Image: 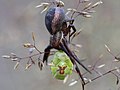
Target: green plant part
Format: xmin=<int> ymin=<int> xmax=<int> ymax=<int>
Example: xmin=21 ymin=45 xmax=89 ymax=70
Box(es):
xmin=50 ymin=50 xmax=73 ymax=80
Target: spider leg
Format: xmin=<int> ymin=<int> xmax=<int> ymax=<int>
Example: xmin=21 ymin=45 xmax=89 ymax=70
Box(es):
xmin=40 ymin=45 xmax=52 ymax=70
xmin=59 ymin=40 xmax=85 ymax=89
xmin=69 ymin=24 xmax=76 ymax=38
xmin=74 ymin=62 xmax=85 ymax=90
xmin=64 ymin=19 xmax=76 ymax=42
xmin=60 ymin=37 xmax=91 ymax=74
xmin=68 ymin=20 xmax=77 ymax=42
xmin=42 ymin=45 xmax=53 ymax=67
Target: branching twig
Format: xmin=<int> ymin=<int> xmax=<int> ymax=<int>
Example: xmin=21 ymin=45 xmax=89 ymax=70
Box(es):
xmin=85 ymin=67 xmax=120 ymax=85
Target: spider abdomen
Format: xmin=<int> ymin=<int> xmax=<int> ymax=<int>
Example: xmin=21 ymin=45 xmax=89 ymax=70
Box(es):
xmin=45 ymin=7 xmax=65 ymax=35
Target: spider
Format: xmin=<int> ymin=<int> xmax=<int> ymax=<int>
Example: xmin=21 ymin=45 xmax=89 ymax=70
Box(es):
xmin=40 ymin=1 xmax=91 ymax=89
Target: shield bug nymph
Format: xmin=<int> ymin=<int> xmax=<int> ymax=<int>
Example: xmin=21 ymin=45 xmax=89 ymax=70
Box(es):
xmin=50 ymin=50 xmax=73 ymax=80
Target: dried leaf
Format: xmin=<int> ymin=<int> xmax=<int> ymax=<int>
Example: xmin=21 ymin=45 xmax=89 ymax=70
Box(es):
xmin=35 ymin=4 xmax=43 ymax=8
xmin=32 ymin=32 xmax=35 ymax=41
xmin=116 ymin=76 xmax=119 ymax=85
xmin=35 ymin=3 xmax=49 ymax=8
xmin=97 ymin=71 xmax=103 ymax=76
xmin=83 ymin=3 xmax=92 ymax=10
xmin=87 ymin=10 xmax=96 ymax=13
xmin=80 ymin=11 xmax=90 ymax=15
xmin=14 ymin=62 xmax=19 ymax=69
xmin=116 ymin=68 xmax=120 ymax=73
xmin=55 ymin=0 xmax=64 ymax=7
xmin=41 ymin=6 xmax=49 ymax=13
xmin=65 ymin=11 xmax=71 ymax=15
xmin=23 ymin=43 xmax=33 ymax=48
xmin=80 ymin=0 xmax=89 ymax=3
xmin=97 ymin=64 xmax=105 ymax=68
xmin=71 ymin=43 xmax=82 ymax=48
xmin=115 ymin=57 xmax=120 ymax=61
xmin=71 ymin=79 xmax=75 ymax=81
xmin=91 ymin=1 xmax=103 ymax=9
xmin=67 ymin=8 xmax=77 ymax=12
xmin=83 ymin=77 xmax=88 ymax=81
xmin=67 ymin=8 xmax=72 ymax=11
xmin=11 ymin=58 xmax=18 ymax=61
xmin=25 ymin=64 xmax=32 ymax=70
xmin=99 ymin=54 xmax=103 ymax=59
xmin=63 ymin=75 xmax=69 ymax=84
xmin=38 ymin=61 xmax=44 ymax=70
xmin=83 ymin=14 xmax=92 ymax=18
xmin=76 ymin=44 xmax=82 ymax=48
xmin=104 ymin=44 xmax=111 ymax=52
xmin=11 ymin=53 xmax=16 ymax=56
xmin=113 ymin=59 xmax=119 ymax=62
xmin=2 ymin=55 xmax=11 ymax=59
xmin=88 ymin=65 xmax=92 ymax=68
xmin=69 ymin=80 xmax=78 ymax=86
xmin=88 ymin=79 xmax=92 ymax=82
xmin=36 ymin=2 xmax=50 ymax=13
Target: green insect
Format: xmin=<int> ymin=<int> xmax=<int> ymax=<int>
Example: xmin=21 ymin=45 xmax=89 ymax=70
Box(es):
xmin=50 ymin=50 xmax=73 ymax=80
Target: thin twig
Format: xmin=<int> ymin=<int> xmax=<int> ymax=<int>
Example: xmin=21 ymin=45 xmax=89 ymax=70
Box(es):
xmin=85 ymin=67 xmax=120 ymax=85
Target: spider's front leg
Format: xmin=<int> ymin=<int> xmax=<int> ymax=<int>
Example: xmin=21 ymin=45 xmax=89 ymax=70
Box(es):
xmin=63 ymin=19 xmax=76 ymax=42
xmin=40 ymin=45 xmax=53 ymax=70
xmin=69 ymin=23 xmax=76 ymax=38
xmin=43 ymin=45 xmax=53 ymax=64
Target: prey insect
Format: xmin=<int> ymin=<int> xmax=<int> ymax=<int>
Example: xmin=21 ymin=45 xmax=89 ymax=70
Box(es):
xmin=50 ymin=50 xmax=73 ymax=80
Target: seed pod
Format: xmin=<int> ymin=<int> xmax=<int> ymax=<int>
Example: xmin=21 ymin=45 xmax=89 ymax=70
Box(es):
xmin=23 ymin=43 xmax=33 ymax=48
xmin=2 ymin=55 xmax=11 ymax=59
xmin=14 ymin=62 xmax=20 ymax=69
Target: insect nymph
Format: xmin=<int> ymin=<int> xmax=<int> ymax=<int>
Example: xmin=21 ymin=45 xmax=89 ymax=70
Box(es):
xmin=50 ymin=50 xmax=73 ymax=80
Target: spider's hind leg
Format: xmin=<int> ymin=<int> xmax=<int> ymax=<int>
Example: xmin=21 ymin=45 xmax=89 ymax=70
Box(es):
xmin=74 ymin=62 xmax=85 ymax=90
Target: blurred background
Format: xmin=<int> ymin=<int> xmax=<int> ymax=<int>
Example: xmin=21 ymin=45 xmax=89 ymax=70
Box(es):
xmin=0 ymin=0 xmax=120 ymax=90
